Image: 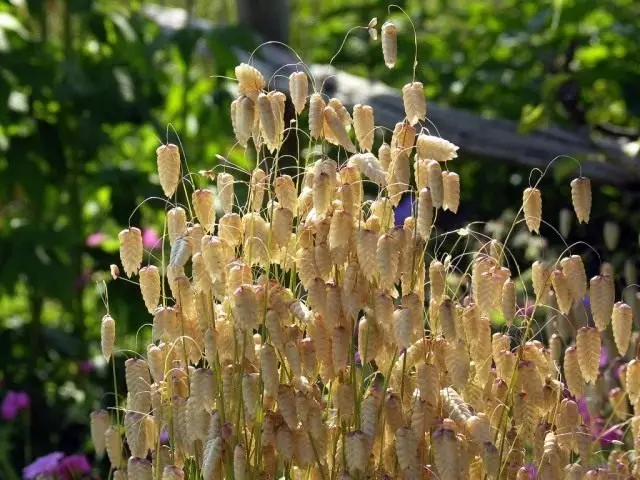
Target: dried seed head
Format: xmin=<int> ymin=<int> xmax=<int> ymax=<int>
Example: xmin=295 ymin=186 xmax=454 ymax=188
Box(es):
xmin=570 ymin=177 xmax=591 ymax=224
xmin=532 ymin=260 xmax=551 ymax=303
xmin=235 ymin=63 xmax=265 ymax=101
xmin=118 ymin=227 xmax=143 ymax=278
xmin=257 ymin=92 xmax=277 ymax=151
xmin=442 ymin=171 xmax=460 ymax=213
xmin=329 ymin=97 xmax=352 ymax=128
xmin=101 ymin=314 xmax=115 ymax=361
xmin=522 ymin=187 xmax=542 ymax=233
xmin=417 ymin=187 xmax=434 ymax=241
xmin=128 ymin=456 xmax=152 ymax=480
xmin=125 ymin=358 xmax=151 ymax=413
xmin=250 ymin=168 xmax=267 ymax=213
xmin=268 ymin=90 xmax=286 ymax=151
xmin=105 ymin=425 xmax=123 ymax=468
xmin=353 ymin=104 xmax=375 ymax=151
xmin=162 ymin=466 xmax=185 ymax=480
xmin=233 ymin=96 xmax=254 ymax=147
xmin=324 ymin=106 xmax=356 ymax=152
xmin=377 ymin=233 xmax=399 ymax=290
xmin=501 ymin=278 xmax=516 ymax=326
xmin=232 ymin=284 xmax=258 ymax=331
xmin=347 ymin=153 xmax=386 ymax=187
xmin=576 ymin=327 xmax=601 ymax=383
xmin=192 ymin=189 xmax=216 ymax=234
xmin=156 ymin=143 xmax=181 ymax=197
xmin=603 ymin=221 xmax=620 ymax=251
xmin=167 ymin=207 xmax=187 ymax=246
xmin=289 ymin=71 xmax=308 ymax=115
xmin=416 ymin=134 xmax=459 ymax=162
xmin=590 ymin=275 xmax=615 ymax=331
xmin=90 ymin=410 xmax=109 ymax=458
xmin=402 ymin=82 xmax=426 ymax=125
xmin=427 ymin=160 xmax=444 ymax=209
xmin=561 ymin=255 xmax=587 ymax=302
xmin=551 ymin=269 xmax=573 ymax=314
xmin=216 ymin=172 xmax=235 ymax=214
xmin=612 ymin=302 xmax=632 ymax=356
xmin=274 ymin=174 xmax=298 ymax=215
xmin=626 ymin=360 xmax=640 ymax=405
xmin=381 ymin=21 xmax=397 ymax=68
xmin=609 ymin=387 xmax=629 ymax=420
xmin=309 ymin=93 xmax=326 ymax=139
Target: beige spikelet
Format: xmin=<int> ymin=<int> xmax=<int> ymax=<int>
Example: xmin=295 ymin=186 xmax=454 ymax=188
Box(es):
xmin=272 ymin=207 xmax=293 ymax=248
xmin=590 ymin=275 xmax=615 ymax=331
xmin=417 ymin=187 xmax=433 ymax=241
xmin=561 ymin=255 xmax=587 ymax=302
xmin=377 ymin=233 xmax=399 ymax=290
xmin=381 ymin=21 xmax=397 ymax=68
xmin=218 ymin=213 xmax=242 ymax=247
xmin=90 ymin=410 xmax=109 ymax=457
xmin=250 ymin=168 xmax=267 ymax=212
xmin=234 ymin=96 xmax=254 ymax=147
xmin=433 ymin=427 xmax=459 ymax=480
xmin=128 ymin=457 xmax=152 ymax=480
xmin=570 ymin=177 xmax=591 ymax=223
xmin=216 ymin=172 xmax=235 ymax=214
xmin=156 ymin=143 xmax=181 ymax=197
xmin=356 ymin=228 xmax=378 ymax=283
xmin=324 ymin=106 xmax=356 ymax=152
xmin=551 ymin=269 xmax=573 ymax=314
xmin=603 ymin=221 xmax=620 ymax=251
xmin=268 ymin=90 xmax=286 ymax=150
xmin=309 ymin=93 xmax=326 ymax=139
xmin=192 ymin=189 xmax=216 ymax=233
xmin=576 ymin=327 xmax=600 ymax=383
xmin=289 ymin=71 xmax=308 ymax=115
xmin=378 ymin=142 xmax=392 ymax=171
xmin=531 ymin=260 xmax=551 ymax=303
xmin=235 ymin=63 xmax=265 ymax=100
xmin=139 ymin=265 xmax=160 ymax=313
xmin=167 ymin=207 xmax=187 ymax=246
xmin=501 ymin=278 xmax=516 ymax=325
xmin=118 ymin=227 xmax=143 ymax=278
xmin=626 ymin=360 xmax=640 ymax=405
xmin=101 ymin=314 xmax=115 ymax=361
xmin=609 ymin=387 xmax=629 ymax=420
xmin=522 ymin=187 xmax=542 ymax=233
xmin=257 ymin=92 xmax=277 ymax=150
xmin=329 ymin=97 xmax=352 ymax=128
xmin=612 ymin=302 xmax=632 ymax=355
xmin=274 ymin=174 xmax=298 ymax=215
xmin=402 ymin=82 xmax=426 ymax=125
xmin=416 ymin=133 xmax=459 ymax=162
xmin=162 ymin=466 xmax=184 ymax=480
xmin=105 ymin=425 xmax=123 ymax=468
xmin=442 ymin=171 xmax=460 ymax=213
xmin=353 ymin=104 xmax=375 ymax=151
xmin=429 ymin=260 xmax=446 ymax=302
xmin=427 ymin=160 xmax=444 ymax=209
xmin=346 ymin=430 xmax=369 ymax=474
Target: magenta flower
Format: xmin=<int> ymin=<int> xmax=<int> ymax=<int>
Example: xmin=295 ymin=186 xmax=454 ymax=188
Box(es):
xmin=576 ymin=396 xmax=591 ymax=425
xmin=599 ymin=346 xmax=609 ymax=370
xmin=592 ymin=417 xmax=623 ymax=447
xmin=142 ymin=228 xmax=160 ymax=249
xmin=58 ymin=454 xmax=91 ymax=480
xmin=524 ymin=463 xmax=537 ymax=479
xmin=23 ymin=452 xmax=64 ymax=479
xmin=85 ymin=232 xmax=105 ymax=247
xmin=78 ymin=360 xmax=94 ymax=375
xmin=1 ymin=390 xmax=30 ymax=421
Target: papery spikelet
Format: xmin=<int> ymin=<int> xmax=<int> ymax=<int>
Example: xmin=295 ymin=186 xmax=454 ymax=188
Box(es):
xmin=522 ymin=187 xmax=542 ymax=233
xmin=101 ymin=314 xmax=115 ymax=361
xmin=627 ymin=360 xmax=640 ymax=405
xmin=603 ymin=221 xmax=620 ymax=251
xmin=90 ymin=410 xmax=109 ymax=458
xmin=274 ymin=174 xmax=298 ymax=215
xmin=289 ymin=71 xmax=308 ymax=115
xmin=442 ymin=171 xmax=460 ymax=213
xmin=396 ymin=426 xmax=419 ymax=471
xmin=272 ymin=207 xmax=293 ymax=248
xmin=590 ymin=275 xmax=615 ymax=331
xmin=332 ymin=325 xmax=349 ymax=373
xmin=439 ymin=297 xmax=457 ymax=341
xmin=416 ymin=134 xmax=459 ymax=162
xmin=232 ymin=284 xmax=258 ymax=331
xmin=564 ymin=464 xmax=584 ymax=480
xmin=356 ymin=228 xmax=378 ymax=283
xmin=446 ymin=338 xmax=470 ymax=390
xmin=378 ymin=142 xmax=392 ymax=172
xmin=256 ymin=92 xmax=277 ymax=151
xmin=390 ymin=121 xmax=416 ymax=156
xmin=242 ymin=372 xmax=260 ymax=422
xmin=313 ymin=172 xmax=333 ymax=216
xmin=612 ymin=302 xmax=632 ymax=355
xmin=128 ymin=457 xmax=152 ymax=480
xmin=377 ymin=233 xmax=399 ymax=290
xmin=168 ymin=237 xmax=191 ymax=270
xmin=347 ymin=153 xmax=387 ymax=187
xmin=427 ymin=160 xmax=444 ymax=209
xmin=551 ymin=269 xmax=573 ymax=314
xmin=250 ymin=168 xmax=267 ymax=213
xmin=125 ymin=358 xmax=151 ymax=413
xmin=235 ymin=63 xmax=264 ymax=100
xmin=156 ymin=143 xmax=181 ymax=197
xmin=218 ymin=213 xmax=242 ymax=247
xmin=192 ymin=189 xmax=216 ymax=233
xmin=532 ymin=260 xmax=551 ymax=303
xmin=501 ymin=278 xmax=516 ymax=326
xmin=608 ymin=387 xmax=629 ymax=420
xmin=570 ymin=177 xmax=591 ymax=224
xmin=353 ymin=104 xmax=375 ymax=151
xmin=324 ymin=106 xmax=356 ymax=152
xmin=561 ymin=255 xmax=587 ymax=302
xmin=576 ymin=327 xmax=600 ymax=383
xmin=215 ymin=172 xmax=235 ymax=215
xmin=329 ymin=97 xmax=352 ymax=128
xmin=268 ymin=90 xmax=286 ymax=149
xmin=124 ymin=411 xmax=148 ymax=457
xmin=309 ymin=93 xmax=326 ymax=139
xmin=276 ymin=423 xmax=294 ymax=462
xmin=119 ymin=227 xmax=143 ymax=277
xmin=105 ymin=425 xmax=123 ymax=468
xmin=233 ymin=96 xmax=254 ymax=147
xmin=361 ymin=392 xmax=381 ymax=441
xmin=167 ymin=207 xmax=187 ymax=246
xmin=402 ymin=82 xmax=426 ymax=125
xmin=358 ymin=316 xmax=382 ymax=363
xmin=433 ymin=427 xmax=459 ymax=480
xmin=346 ymin=430 xmax=369 ymax=474
xmin=260 ymin=344 xmax=280 ymax=398
xmin=381 ymin=21 xmax=397 ymax=68
xmin=417 ymin=187 xmax=434 ymax=241
xmin=146 ymin=344 xmax=164 ymax=383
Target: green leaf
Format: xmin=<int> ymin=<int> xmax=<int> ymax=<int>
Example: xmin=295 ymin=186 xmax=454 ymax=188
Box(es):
xmin=519 ymin=104 xmax=546 ymax=133
xmin=0 ymin=12 xmax=28 ymax=38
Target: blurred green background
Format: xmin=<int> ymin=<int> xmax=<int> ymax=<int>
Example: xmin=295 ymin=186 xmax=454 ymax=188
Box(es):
xmin=0 ymin=0 xmax=639 ymax=477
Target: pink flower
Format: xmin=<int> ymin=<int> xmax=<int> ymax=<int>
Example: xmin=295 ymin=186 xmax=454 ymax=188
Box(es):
xmin=142 ymin=228 xmax=160 ymax=249
xmin=592 ymin=417 xmax=623 ymax=447
xmin=1 ymin=390 xmax=30 ymax=421
xmin=58 ymin=454 xmax=91 ymax=480
xmin=85 ymin=232 xmax=105 ymax=247
xmin=78 ymin=360 xmax=94 ymax=375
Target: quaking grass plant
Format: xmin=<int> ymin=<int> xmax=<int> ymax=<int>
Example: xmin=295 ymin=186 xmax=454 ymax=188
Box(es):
xmin=91 ymin=9 xmax=640 ymax=480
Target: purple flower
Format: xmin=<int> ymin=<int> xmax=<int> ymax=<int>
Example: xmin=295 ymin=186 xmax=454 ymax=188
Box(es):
xmin=160 ymin=426 xmax=170 ymax=444
xmin=599 ymin=346 xmax=609 ymax=370
xmin=1 ymin=390 xmax=30 ymax=421
xmin=592 ymin=417 xmax=623 ymax=447
xmin=576 ymin=396 xmax=591 ymax=425
xmin=393 ymin=193 xmax=414 ymax=228
xmin=85 ymin=232 xmax=105 ymax=247
xmin=58 ymin=454 xmax=91 ymax=480
xmin=524 ymin=463 xmax=537 ymax=479
xmin=142 ymin=228 xmax=160 ymax=249
xmin=78 ymin=360 xmax=94 ymax=375
xmin=23 ymin=452 xmax=64 ymax=479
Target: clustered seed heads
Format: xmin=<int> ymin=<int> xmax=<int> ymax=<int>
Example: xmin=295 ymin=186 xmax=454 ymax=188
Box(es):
xmin=98 ymin=24 xmax=640 ymax=480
